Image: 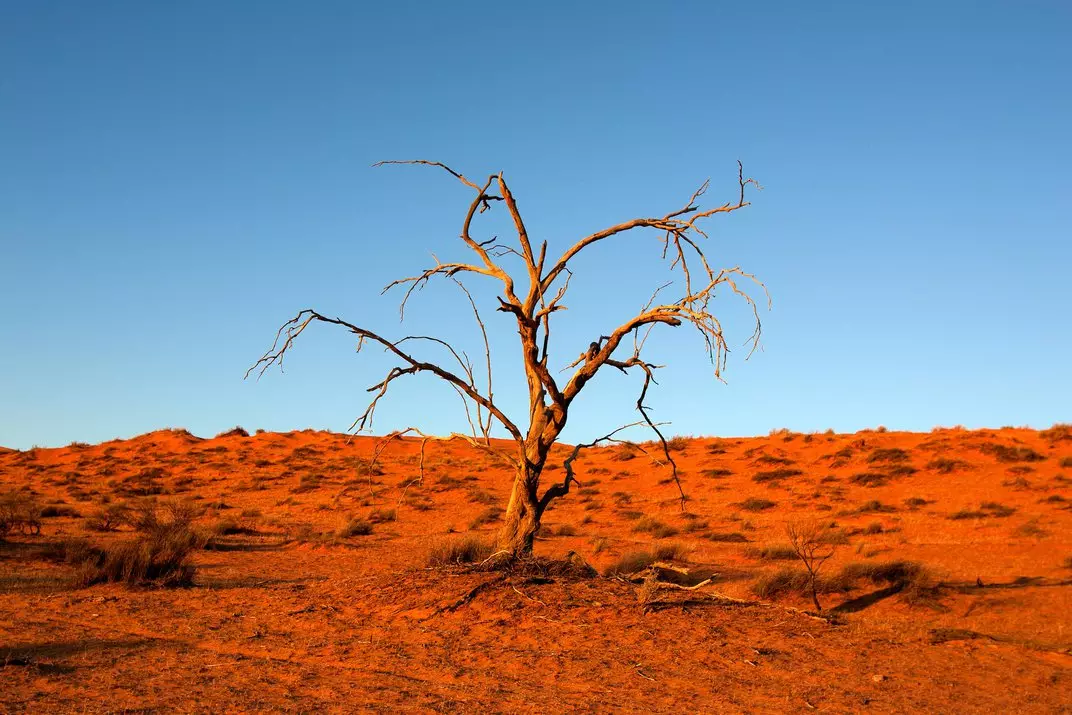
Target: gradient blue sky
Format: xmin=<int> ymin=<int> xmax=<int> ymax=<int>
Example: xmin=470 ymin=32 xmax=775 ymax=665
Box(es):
xmin=2 ymin=1 xmax=1069 ymax=450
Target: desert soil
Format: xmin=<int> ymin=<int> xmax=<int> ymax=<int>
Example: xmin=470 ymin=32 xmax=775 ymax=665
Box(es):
xmin=1 ymin=425 xmax=1070 ymax=713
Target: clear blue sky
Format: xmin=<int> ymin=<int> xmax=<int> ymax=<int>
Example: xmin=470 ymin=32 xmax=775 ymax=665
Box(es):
xmin=2 ymin=1 xmax=1069 ymax=450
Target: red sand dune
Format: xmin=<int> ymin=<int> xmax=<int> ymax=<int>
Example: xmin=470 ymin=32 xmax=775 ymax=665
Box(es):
xmin=1 ymin=425 xmax=1070 ymax=712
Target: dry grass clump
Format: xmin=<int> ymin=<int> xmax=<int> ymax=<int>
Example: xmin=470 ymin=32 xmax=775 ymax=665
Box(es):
xmin=603 ymin=543 xmax=689 ymax=576
xmin=858 ymin=500 xmax=897 ymax=513
xmin=926 ymin=458 xmax=970 ymax=474
xmin=700 ymin=468 xmax=733 ymax=478
xmin=1040 ymin=423 xmax=1071 ymax=442
xmin=72 ymin=501 xmax=204 ymax=587
xmin=40 ymin=503 xmax=81 ymax=518
xmin=368 ymin=508 xmax=397 ymax=524
xmin=1060 ymin=457 xmax=1072 ymax=469
xmin=0 ymin=491 xmax=42 ymax=536
xmin=85 ymin=503 xmax=131 ymax=532
xmin=704 ymin=531 xmax=750 ymax=543
xmin=752 ymin=567 xmax=833 ymax=600
xmin=978 ymin=443 xmax=1045 ymax=463
xmin=336 ymin=517 xmax=374 ymax=538
xmin=868 ymin=448 xmax=911 ymax=464
xmin=427 ymin=535 xmax=494 ymax=566
xmin=664 ymin=436 xmax=690 ymax=452
xmin=753 ymin=468 xmax=803 ymax=483
xmin=739 ymin=497 xmax=777 ymax=512
xmin=850 ymin=472 xmax=890 ymax=487
xmin=215 ymin=426 xmax=250 ymax=438
xmin=948 ymin=502 xmax=1016 ymax=520
xmin=745 ymin=543 xmax=798 ymax=560
xmin=632 ymin=516 xmax=679 ymax=538
xmin=469 ymin=507 xmax=503 ymax=529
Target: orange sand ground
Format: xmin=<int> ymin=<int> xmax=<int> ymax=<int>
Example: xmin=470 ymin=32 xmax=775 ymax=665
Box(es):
xmin=1 ymin=426 xmax=1070 ymax=713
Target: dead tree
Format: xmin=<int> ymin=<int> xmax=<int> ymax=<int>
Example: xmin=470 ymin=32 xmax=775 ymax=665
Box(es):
xmin=248 ymin=160 xmax=768 ymax=558
xmin=786 ymin=520 xmax=837 ymax=611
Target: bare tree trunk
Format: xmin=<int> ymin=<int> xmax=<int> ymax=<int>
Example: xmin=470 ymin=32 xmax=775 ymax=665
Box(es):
xmin=496 ymin=462 xmax=543 ymax=556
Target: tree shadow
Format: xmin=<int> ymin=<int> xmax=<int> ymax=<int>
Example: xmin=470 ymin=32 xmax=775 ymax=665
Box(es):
xmin=1 ymin=638 xmax=151 ymax=673
xmin=831 ymin=583 xmax=904 ymax=613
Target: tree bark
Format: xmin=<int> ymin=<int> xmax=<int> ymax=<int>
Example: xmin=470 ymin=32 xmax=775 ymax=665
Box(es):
xmin=496 ymin=462 xmax=543 ymax=556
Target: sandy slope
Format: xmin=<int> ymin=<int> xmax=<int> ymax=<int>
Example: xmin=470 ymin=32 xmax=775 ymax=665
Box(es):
xmin=1 ymin=426 xmax=1070 ymax=712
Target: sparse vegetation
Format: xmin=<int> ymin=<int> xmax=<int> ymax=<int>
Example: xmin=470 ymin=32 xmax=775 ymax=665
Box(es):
xmin=0 ymin=490 xmax=42 ymax=536
xmin=426 ymin=536 xmax=494 ymax=566
xmin=978 ymin=443 xmax=1045 ymax=463
xmin=786 ymin=519 xmax=839 ymax=610
xmin=753 ymin=468 xmax=803 ymax=483
xmin=739 ymin=498 xmax=777 ymax=512
xmin=72 ymin=501 xmax=204 ymax=587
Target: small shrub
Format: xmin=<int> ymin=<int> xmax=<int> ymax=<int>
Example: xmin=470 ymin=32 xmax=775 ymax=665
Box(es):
xmin=904 ymin=497 xmax=931 ymax=509
xmin=739 ymin=497 xmax=777 ymax=511
xmin=427 ymin=536 xmax=493 ymax=566
xmin=868 ymin=448 xmax=910 ymax=464
xmin=1040 ymin=424 xmax=1071 ymax=442
xmin=700 ymin=468 xmax=733 ymax=479
xmin=926 ymin=458 xmax=968 ymax=474
xmin=84 ymin=503 xmax=131 ymax=532
xmin=1060 ymin=457 xmax=1072 ymax=469
xmin=368 ymin=508 xmax=397 ymax=523
xmin=553 ymin=524 xmax=578 ymax=537
xmin=858 ymin=500 xmax=896 ymax=513
xmin=753 ymin=468 xmax=803 ymax=483
xmin=980 ymin=501 xmax=1016 ymax=517
xmin=40 ymin=504 xmax=82 ymax=518
xmin=752 ymin=567 xmax=811 ymax=599
xmin=632 ymin=516 xmax=679 ymax=538
xmin=215 ymin=426 xmax=250 ymax=438
xmin=704 ymin=531 xmax=749 ymax=543
xmin=863 ymin=521 xmax=884 ymax=535
xmin=665 ymin=436 xmax=690 ymax=452
xmin=604 ymin=544 xmax=688 ymax=576
xmin=978 ymin=443 xmax=1045 ymax=463
xmin=337 ymin=518 xmax=373 ymax=538
xmin=745 ymin=543 xmax=798 ymax=560
xmin=850 ymin=472 xmax=889 ymax=487
xmin=1014 ymin=519 xmax=1048 ymax=538
xmin=73 ymin=501 xmax=204 ymax=587
xmin=755 ymin=455 xmax=794 ymax=466
xmin=948 ymin=509 xmax=987 ymax=520
xmin=0 ymin=491 xmax=42 ymax=536
xmin=838 ymin=560 xmax=929 ymax=587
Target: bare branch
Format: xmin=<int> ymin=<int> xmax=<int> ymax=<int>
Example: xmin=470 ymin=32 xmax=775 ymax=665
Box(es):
xmin=247 ymin=310 xmax=524 ymax=444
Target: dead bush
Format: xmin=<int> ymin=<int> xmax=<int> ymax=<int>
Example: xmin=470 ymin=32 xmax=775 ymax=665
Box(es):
xmin=0 ymin=491 xmax=42 ymax=536
xmin=84 ymin=503 xmax=131 ymax=532
xmin=786 ymin=519 xmax=840 ymax=610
